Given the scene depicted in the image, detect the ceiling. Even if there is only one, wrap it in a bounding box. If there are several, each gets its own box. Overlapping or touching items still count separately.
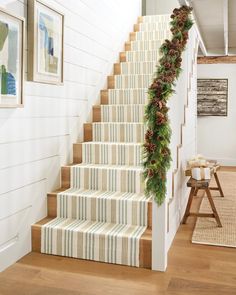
[190,0,236,56]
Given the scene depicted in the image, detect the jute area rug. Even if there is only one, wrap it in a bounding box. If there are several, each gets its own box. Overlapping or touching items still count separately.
[192,171,236,247]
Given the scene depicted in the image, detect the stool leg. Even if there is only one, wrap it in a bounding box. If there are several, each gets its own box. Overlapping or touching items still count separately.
[205,188,222,227]
[214,172,224,198]
[194,188,199,196]
[182,187,195,224]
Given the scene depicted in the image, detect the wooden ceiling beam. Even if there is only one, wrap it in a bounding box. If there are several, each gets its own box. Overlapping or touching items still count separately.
[198,56,236,64]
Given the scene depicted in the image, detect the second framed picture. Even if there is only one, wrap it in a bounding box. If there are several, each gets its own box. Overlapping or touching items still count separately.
[28,0,64,84]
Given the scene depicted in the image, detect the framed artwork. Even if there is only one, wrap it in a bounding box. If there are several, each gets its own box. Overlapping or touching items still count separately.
[28,0,64,84]
[197,79,228,116]
[0,7,25,107]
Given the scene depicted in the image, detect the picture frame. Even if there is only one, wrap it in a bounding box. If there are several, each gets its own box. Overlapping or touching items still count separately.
[197,79,228,116]
[0,7,25,108]
[28,0,64,85]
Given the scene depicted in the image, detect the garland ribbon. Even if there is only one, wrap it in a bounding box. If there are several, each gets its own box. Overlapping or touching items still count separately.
[143,6,194,205]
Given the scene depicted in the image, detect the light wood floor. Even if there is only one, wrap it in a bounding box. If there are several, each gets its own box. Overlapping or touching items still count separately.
[1,167,236,295]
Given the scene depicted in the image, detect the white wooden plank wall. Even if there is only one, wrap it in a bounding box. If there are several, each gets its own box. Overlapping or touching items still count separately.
[0,0,142,271]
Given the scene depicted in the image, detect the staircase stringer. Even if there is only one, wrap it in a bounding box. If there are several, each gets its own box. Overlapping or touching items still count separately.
[166,26,200,247]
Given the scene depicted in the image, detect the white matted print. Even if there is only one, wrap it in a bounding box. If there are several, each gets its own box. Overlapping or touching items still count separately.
[0,8,24,107]
[28,0,64,84]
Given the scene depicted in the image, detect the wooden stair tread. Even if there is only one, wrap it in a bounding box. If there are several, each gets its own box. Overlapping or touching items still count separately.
[32,217,53,227]
[48,188,67,195]
[141,228,152,240]
[33,217,151,239]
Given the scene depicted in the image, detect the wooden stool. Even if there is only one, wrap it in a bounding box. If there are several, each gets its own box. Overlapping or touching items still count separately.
[194,171,225,198]
[182,177,222,227]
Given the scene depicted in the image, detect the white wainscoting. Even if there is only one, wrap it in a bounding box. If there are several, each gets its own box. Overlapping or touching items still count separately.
[0,0,142,271]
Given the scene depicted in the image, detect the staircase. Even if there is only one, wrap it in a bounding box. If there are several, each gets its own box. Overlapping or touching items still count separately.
[32,14,173,269]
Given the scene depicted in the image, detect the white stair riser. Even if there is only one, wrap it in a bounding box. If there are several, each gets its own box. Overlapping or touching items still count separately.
[107,89,148,105]
[92,123,146,143]
[71,166,144,193]
[82,142,143,165]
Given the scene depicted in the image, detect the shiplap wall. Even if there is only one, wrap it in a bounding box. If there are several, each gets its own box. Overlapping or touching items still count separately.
[0,0,142,271]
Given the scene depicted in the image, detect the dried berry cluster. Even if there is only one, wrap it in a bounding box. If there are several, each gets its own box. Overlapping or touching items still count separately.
[143,6,193,205]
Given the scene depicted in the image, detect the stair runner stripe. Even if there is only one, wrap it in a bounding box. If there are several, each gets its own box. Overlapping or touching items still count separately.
[119,62,156,75]
[129,40,163,51]
[92,122,145,143]
[41,218,146,267]
[134,30,171,41]
[139,22,170,31]
[71,164,144,193]
[141,14,170,22]
[107,89,147,105]
[57,188,150,226]
[41,14,170,268]
[114,74,153,89]
[101,105,145,122]
[82,142,142,165]
[125,51,160,62]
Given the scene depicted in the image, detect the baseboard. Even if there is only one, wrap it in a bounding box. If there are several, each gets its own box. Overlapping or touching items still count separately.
[210,158,236,166]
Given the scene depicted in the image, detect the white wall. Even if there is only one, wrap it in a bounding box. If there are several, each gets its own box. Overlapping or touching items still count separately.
[197,64,236,166]
[0,0,142,272]
[146,0,179,15]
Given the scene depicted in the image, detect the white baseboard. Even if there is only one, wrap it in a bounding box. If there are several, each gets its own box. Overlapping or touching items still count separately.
[210,158,236,166]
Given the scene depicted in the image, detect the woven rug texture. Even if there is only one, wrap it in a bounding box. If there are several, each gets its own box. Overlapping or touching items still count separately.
[192,171,236,247]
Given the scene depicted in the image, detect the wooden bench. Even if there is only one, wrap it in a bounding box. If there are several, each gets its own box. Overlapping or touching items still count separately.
[182,173,223,227]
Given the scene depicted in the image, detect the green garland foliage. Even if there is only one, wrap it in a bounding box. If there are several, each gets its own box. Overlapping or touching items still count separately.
[143,6,194,205]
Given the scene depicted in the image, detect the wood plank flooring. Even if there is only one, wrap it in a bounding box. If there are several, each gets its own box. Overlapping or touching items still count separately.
[0,167,236,295]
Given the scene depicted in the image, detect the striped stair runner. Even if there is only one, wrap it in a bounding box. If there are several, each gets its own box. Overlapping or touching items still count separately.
[128,40,163,51]
[101,105,145,122]
[133,30,171,41]
[92,123,145,142]
[114,74,153,89]
[41,14,171,268]
[106,89,147,104]
[70,164,144,193]
[125,51,160,62]
[57,189,148,226]
[119,62,156,75]
[81,142,143,165]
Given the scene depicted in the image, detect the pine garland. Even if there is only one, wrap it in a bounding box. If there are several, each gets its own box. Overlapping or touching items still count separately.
[143,6,194,205]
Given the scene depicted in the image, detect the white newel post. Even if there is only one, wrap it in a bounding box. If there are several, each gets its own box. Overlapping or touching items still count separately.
[152,169,171,271]
[152,198,168,271]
